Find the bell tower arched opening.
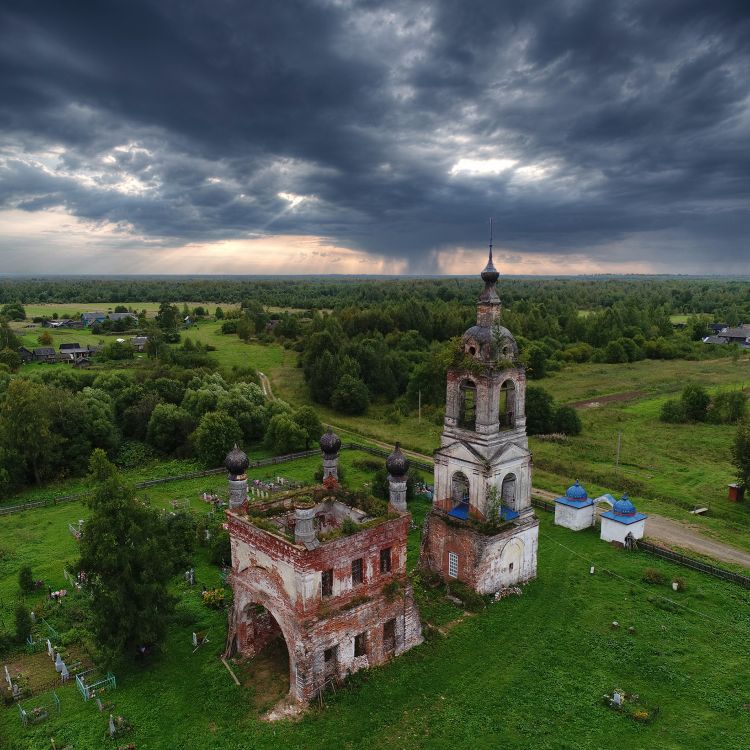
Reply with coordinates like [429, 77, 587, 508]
[458, 380, 477, 430]
[501, 473, 517, 511]
[499, 379, 516, 430]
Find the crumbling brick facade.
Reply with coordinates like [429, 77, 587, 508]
[225, 498, 422, 703]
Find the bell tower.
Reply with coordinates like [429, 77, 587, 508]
[421, 230, 538, 594]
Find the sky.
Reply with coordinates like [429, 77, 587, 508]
[0, 0, 748, 276]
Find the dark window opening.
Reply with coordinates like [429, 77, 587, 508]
[324, 645, 337, 663]
[383, 619, 396, 652]
[468, 345, 476, 356]
[354, 632, 367, 657]
[321, 569, 333, 598]
[509, 562, 514, 572]
[380, 547, 392, 574]
[459, 380, 477, 430]
[499, 380, 516, 430]
[352, 558, 364, 586]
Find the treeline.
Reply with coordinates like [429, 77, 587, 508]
[1, 277, 749, 323]
[0, 361, 323, 497]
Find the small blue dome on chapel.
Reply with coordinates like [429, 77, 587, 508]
[565, 480, 588, 500]
[612, 495, 637, 516]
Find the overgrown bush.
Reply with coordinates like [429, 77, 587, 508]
[660, 399, 686, 423]
[15, 604, 32, 643]
[18, 565, 34, 594]
[446, 580, 486, 611]
[642, 568, 666, 585]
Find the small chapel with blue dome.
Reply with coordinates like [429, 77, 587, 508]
[554, 480, 596, 531]
[600, 494, 648, 545]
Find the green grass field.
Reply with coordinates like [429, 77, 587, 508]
[2, 479, 750, 749]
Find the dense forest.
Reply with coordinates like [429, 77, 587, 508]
[1, 276, 749, 321]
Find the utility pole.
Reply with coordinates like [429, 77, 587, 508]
[615, 432, 622, 469]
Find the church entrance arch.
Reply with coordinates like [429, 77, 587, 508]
[236, 601, 292, 699]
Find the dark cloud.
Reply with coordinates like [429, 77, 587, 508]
[0, 0, 748, 270]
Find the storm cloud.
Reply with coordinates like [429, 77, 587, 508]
[0, 0, 748, 272]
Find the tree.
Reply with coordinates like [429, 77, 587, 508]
[156, 302, 179, 331]
[681, 384, 710, 422]
[732, 419, 750, 489]
[215, 306, 224, 320]
[38, 331, 53, 346]
[192, 411, 243, 467]
[78, 451, 174, 661]
[146, 404, 194, 454]
[1, 302, 26, 320]
[553, 405, 582, 436]
[292, 406, 323, 449]
[0, 379, 54, 484]
[0, 348, 21, 372]
[604, 340, 628, 364]
[331, 375, 370, 415]
[264, 414, 307, 454]
[18, 565, 34, 593]
[0, 320, 19, 351]
[526, 346, 547, 379]
[525, 385, 555, 435]
[15, 604, 32, 643]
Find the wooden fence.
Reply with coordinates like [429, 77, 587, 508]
[531, 497, 750, 590]
[635, 539, 750, 589]
[0, 443, 431, 516]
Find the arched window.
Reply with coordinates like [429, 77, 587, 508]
[451, 472, 470, 505]
[459, 380, 477, 430]
[501, 473, 517, 510]
[499, 380, 516, 429]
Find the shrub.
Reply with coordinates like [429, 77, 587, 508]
[672, 577, 686, 592]
[202, 588, 226, 609]
[331, 375, 370, 415]
[18, 565, 34, 594]
[709, 391, 747, 425]
[446, 580, 486, 612]
[681, 384, 710, 422]
[341, 517, 359, 535]
[642, 568, 666, 585]
[15, 604, 32, 643]
[553, 405, 582, 436]
[115, 441, 157, 468]
[660, 399, 686, 423]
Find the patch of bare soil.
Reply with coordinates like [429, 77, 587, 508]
[234, 637, 290, 715]
[570, 390, 646, 409]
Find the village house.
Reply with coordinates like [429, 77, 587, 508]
[32, 346, 57, 363]
[131, 336, 149, 352]
[702, 323, 750, 348]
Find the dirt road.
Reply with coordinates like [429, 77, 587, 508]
[263, 374, 750, 570]
[532, 488, 750, 569]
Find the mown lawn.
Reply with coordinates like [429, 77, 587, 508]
[2, 495, 749, 750]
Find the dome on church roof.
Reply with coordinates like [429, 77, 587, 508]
[386, 443, 409, 478]
[461, 324, 518, 360]
[319, 426, 341, 456]
[565, 480, 588, 500]
[225, 444, 249, 476]
[612, 495, 636, 516]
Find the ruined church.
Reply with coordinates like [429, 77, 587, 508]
[223, 247, 538, 703]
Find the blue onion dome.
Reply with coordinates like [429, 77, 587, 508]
[565, 480, 588, 500]
[319, 426, 341, 456]
[386, 443, 410, 478]
[225, 443, 249, 476]
[613, 494, 636, 516]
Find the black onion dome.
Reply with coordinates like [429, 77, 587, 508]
[481, 248, 500, 285]
[319, 426, 341, 456]
[225, 443, 249, 476]
[386, 443, 410, 478]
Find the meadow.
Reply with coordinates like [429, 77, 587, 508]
[2, 477, 750, 749]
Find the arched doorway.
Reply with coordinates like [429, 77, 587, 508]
[499, 380, 515, 429]
[458, 380, 477, 430]
[501, 473, 517, 510]
[448, 471, 471, 519]
[238, 602, 291, 707]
